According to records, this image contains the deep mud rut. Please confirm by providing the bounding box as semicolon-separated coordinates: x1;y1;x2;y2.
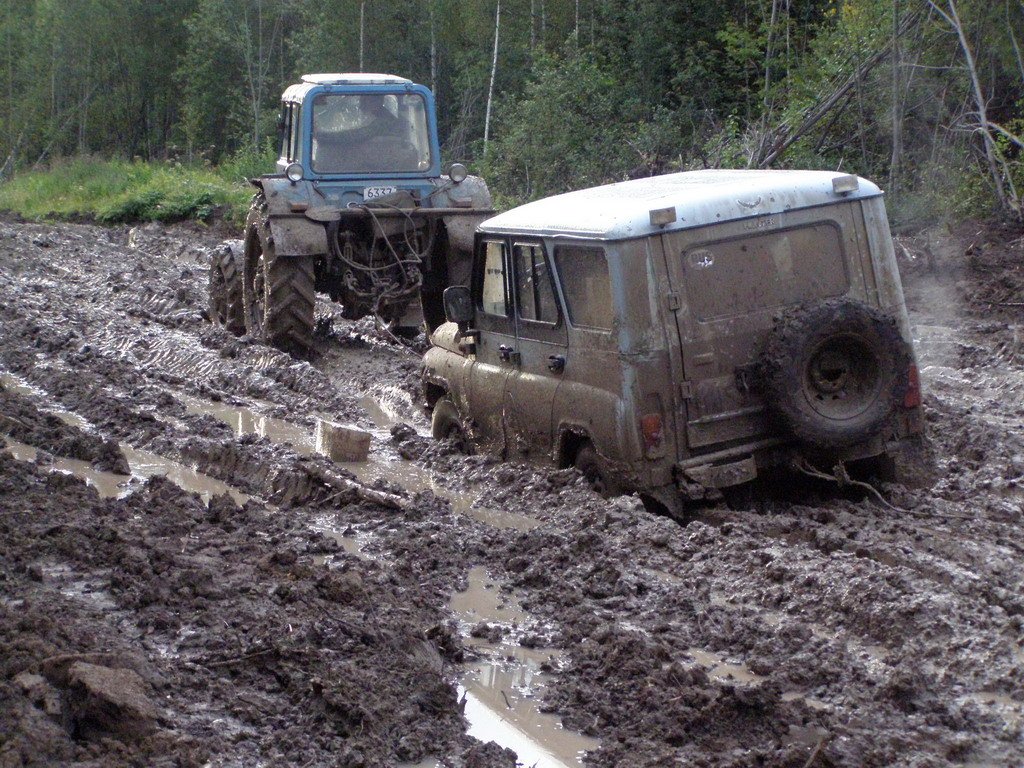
0;216;1022;768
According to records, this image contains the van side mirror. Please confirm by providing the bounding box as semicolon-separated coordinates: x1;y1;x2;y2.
443;285;473;326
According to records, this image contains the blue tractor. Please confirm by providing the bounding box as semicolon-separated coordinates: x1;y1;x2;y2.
208;73;493;354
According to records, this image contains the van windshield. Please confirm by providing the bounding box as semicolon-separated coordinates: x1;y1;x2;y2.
310;92;432;174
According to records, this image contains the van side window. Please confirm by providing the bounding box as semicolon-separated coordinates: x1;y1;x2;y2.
553;245;614;330
479;240;509;317
513;243;558;325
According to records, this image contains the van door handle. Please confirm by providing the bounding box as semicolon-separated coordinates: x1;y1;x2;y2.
498;344;519;364
547;355;565;373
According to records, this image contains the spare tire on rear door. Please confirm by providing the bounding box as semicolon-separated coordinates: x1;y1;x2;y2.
762;297;910;452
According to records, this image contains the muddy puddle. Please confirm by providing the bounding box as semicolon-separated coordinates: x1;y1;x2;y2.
180;392;541;532
447;566;600;768
2;371;249;504
311;518;374;564
960;691;1024;727
4;436;249;505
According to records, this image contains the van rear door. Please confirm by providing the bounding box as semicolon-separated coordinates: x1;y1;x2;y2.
661;206;869;454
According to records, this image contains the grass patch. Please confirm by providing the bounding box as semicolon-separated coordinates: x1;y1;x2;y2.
0;154;269;227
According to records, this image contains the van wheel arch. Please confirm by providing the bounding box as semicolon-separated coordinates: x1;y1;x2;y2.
424;382;446;410
557;428;590;469
559;431;621;497
430;394;471;453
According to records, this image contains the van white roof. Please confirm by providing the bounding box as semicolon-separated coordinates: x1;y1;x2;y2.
479;170;883;241
283;73;413;102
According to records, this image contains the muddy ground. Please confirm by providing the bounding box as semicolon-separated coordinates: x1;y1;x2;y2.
0;216;1022;768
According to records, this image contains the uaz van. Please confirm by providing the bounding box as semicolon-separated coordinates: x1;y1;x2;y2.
422;170;923;514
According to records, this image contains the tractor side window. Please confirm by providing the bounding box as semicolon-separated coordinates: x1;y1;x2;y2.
279;105;291;160
289;105;301;162
553;245;614;331
513;243;558;325
479;241;509;317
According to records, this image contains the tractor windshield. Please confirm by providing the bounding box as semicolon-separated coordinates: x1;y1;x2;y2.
310;92;432;174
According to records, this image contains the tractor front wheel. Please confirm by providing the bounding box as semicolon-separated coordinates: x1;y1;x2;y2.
242;193;315;356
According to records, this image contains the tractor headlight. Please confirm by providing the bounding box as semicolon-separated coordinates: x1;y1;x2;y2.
285;162;304;184
448;163;468;183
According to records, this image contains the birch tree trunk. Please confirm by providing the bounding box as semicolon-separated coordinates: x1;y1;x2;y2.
359;1;365;72
889;0;903;197
484;1;500;153
530;0;536;49
429;0;437;92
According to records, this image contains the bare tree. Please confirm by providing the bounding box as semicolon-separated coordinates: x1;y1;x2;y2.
359;1;365;72
484;0;501;154
928;0;1021;217
230;0;284;150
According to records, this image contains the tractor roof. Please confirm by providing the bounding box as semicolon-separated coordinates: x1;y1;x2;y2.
479;170;883;241
283;74;415;102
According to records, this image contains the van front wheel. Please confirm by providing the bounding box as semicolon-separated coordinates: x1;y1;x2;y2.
431;397;470;453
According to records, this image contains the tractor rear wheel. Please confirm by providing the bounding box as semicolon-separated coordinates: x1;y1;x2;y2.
242;193;315;355
208;240;245;335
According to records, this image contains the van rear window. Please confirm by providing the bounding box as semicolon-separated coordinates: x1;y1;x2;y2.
683;223;848;321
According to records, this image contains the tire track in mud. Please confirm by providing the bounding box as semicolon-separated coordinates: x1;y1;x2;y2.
3;218;1024;767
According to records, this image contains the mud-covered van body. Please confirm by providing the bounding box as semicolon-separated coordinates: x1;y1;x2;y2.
423;170;923;513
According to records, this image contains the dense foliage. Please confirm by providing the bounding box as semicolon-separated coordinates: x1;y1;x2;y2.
0;0;1021;223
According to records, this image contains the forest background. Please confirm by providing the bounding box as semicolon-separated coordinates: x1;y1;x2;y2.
0;0;1021;227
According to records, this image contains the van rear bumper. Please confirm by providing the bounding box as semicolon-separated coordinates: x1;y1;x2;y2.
674;427;921;494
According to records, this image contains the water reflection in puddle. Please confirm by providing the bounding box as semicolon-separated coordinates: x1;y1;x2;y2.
448;567;599;768
180;393;315;456
685;647;765;686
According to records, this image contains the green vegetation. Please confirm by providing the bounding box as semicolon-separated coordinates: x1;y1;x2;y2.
0;1;1021;225
0;157;259;225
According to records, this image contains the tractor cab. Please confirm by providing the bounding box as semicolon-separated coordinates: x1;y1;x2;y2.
277;74;443;203
207;73;492;354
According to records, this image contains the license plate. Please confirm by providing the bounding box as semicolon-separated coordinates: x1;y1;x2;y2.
363;186;397;200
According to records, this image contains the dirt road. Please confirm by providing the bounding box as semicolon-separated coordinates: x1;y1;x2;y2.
1;216;1022;767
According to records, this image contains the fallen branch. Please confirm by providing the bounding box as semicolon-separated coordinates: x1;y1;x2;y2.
201;647;277;668
759;12;920;167
305;464;405;510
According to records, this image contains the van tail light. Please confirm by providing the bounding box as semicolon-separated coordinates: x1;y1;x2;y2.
641;413;664;453
903;364;921;409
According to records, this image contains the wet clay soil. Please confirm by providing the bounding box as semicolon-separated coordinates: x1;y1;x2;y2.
0;217;1022;767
